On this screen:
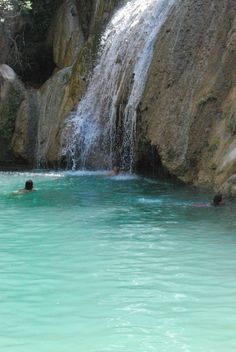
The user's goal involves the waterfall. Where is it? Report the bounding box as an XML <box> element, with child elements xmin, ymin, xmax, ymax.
<box><xmin>63</xmin><ymin>0</ymin><xmax>177</xmax><ymax>171</ymax></box>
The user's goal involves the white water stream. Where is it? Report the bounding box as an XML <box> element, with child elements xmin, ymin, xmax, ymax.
<box><xmin>63</xmin><ymin>0</ymin><xmax>177</xmax><ymax>170</ymax></box>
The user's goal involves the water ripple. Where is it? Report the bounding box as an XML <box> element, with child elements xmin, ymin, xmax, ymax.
<box><xmin>0</xmin><ymin>173</ymin><xmax>235</xmax><ymax>351</ymax></box>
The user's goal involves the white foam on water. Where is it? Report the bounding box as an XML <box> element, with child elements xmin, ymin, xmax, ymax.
<box><xmin>65</xmin><ymin>170</ymin><xmax>107</xmax><ymax>177</ymax></box>
<box><xmin>110</xmin><ymin>174</ymin><xmax>139</xmax><ymax>181</ymax></box>
<box><xmin>0</xmin><ymin>171</ymin><xmax>64</xmax><ymax>178</ymax></box>
<box><xmin>137</xmin><ymin>197</ymin><xmax>197</xmax><ymax>206</ymax></box>
<box><xmin>138</xmin><ymin>197</ymin><xmax>164</xmax><ymax>204</ymax></box>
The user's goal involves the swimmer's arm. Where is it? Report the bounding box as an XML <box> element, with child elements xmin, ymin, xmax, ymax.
<box><xmin>12</xmin><ymin>189</ymin><xmax>25</xmax><ymax>195</ymax></box>
<box><xmin>12</xmin><ymin>189</ymin><xmax>36</xmax><ymax>195</ymax></box>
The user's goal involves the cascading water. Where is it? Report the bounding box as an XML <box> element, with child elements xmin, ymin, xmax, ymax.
<box><xmin>62</xmin><ymin>0</ymin><xmax>177</xmax><ymax>171</ymax></box>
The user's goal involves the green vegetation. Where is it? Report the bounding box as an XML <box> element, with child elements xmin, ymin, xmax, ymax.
<box><xmin>1</xmin><ymin>0</ymin><xmax>123</xmax><ymax>85</ymax></box>
<box><xmin>1</xmin><ymin>0</ymin><xmax>59</xmax><ymax>84</ymax></box>
<box><xmin>0</xmin><ymin>0</ymin><xmax>31</xmax><ymax>20</ymax></box>
<box><xmin>0</xmin><ymin>0</ymin><xmax>32</xmax><ymax>70</ymax></box>
<box><xmin>197</xmin><ymin>93</ymin><xmax>217</xmax><ymax>107</ymax></box>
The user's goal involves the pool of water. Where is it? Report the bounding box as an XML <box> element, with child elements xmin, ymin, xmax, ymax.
<box><xmin>0</xmin><ymin>171</ymin><xmax>236</xmax><ymax>352</ymax></box>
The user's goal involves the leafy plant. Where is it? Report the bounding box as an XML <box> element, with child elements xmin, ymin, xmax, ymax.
<box><xmin>0</xmin><ymin>0</ymin><xmax>32</xmax><ymax>22</ymax></box>
<box><xmin>197</xmin><ymin>93</ymin><xmax>217</xmax><ymax>107</ymax></box>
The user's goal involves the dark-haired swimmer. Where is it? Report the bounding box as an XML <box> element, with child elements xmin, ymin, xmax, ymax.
<box><xmin>14</xmin><ymin>179</ymin><xmax>35</xmax><ymax>195</ymax></box>
<box><xmin>193</xmin><ymin>194</ymin><xmax>225</xmax><ymax>207</ymax></box>
<box><xmin>194</xmin><ymin>193</ymin><xmax>225</xmax><ymax>208</ymax></box>
<box><xmin>212</xmin><ymin>193</ymin><xmax>225</xmax><ymax>206</ymax></box>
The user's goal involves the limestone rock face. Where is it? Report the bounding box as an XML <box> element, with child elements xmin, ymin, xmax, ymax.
<box><xmin>10</xmin><ymin>0</ymin><xmax>121</xmax><ymax>166</ymax></box>
<box><xmin>7</xmin><ymin>0</ymin><xmax>235</xmax><ymax>195</ymax></box>
<box><xmin>35</xmin><ymin>67</ymin><xmax>73</xmax><ymax>166</ymax></box>
<box><xmin>221</xmin><ymin>174</ymin><xmax>236</xmax><ymax>196</ymax></box>
<box><xmin>49</xmin><ymin>0</ymin><xmax>85</xmax><ymax>69</ymax></box>
<box><xmin>0</xmin><ymin>32</ymin><xmax>9</xmax><ymax>64</ymax></box>
<box><xmin>0</xmin><ymin>64</ymin><xmax>38</xmax><ymax>165</ymax></box>
<box><xmin>32</xmin><ymin>0</ymin><xmax>122</xmax><ymax>165</ymax></box>
<box><xmin>12</xmin><ymin>89</ymin><xmax>38</xmax><ymax>164</ymax></box>
<box><xmin>139</xmin><ymin>0</ymin><xmax>236</xmax><ymax>191</ymax></box>
<box><xmin>0</xmin><ymin>65</ymin><xmax>25</xmax><ymax>162</ymax></box>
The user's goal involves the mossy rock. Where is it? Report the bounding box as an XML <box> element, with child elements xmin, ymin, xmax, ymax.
<box><xmin>196</xmin><ymin>93</ymin><xmax>217</xmax><ymax>108</ymax></box>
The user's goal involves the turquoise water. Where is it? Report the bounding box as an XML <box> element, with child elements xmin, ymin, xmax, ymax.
<box><xmin>0</xmin><ymin>171</ymin><xmax>236</xmax><ymax>352</ymax></box>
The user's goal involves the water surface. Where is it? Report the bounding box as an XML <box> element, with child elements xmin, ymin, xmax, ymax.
<box><xmin>0</xmin><ymin>171</ymin><xmax>236</xmax><ymax>352</ymax></box>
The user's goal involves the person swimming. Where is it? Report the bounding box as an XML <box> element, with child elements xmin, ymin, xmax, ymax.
<box><xmin>212</xmin><ymin>193</ymin><xmax>225</xmax><ymax>206</ymax></box>
<box><xmin>192</xmin><ymin>193</ymin><xmax>225</xmax><ymax>207</ymax></box>
<box><xmin>106</xmin><ymin>166</ymin><xmax>120</xmax><ymax>176</ymax></box>
<box><xmin>14</xmin><ymin>179</ymin><xmax>34</xmax><ymax>194</ymax></box>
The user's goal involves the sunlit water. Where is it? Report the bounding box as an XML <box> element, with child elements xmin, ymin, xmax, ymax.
<box><xmin>0</xmin><ymin>171</ymin><xmax>236</xmax><ymax>352</ymax></box>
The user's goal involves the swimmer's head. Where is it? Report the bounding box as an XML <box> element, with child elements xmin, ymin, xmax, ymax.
<box><xmin>113</xmin><ymin>166</ymin><xmax>120</xmax><ymax>174</ymax></box>
<box><xmin>213</xmin><ymin>194</ymin><xmax>223</xmax><ymax>206</ymax></box>
<box><xmin>25</xmin><ymin>179</ymin><xmax>33</xmax><ymax>190</ymax></box>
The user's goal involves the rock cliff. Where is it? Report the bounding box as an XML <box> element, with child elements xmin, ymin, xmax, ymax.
<box><xmin>11</xmin><ymin>0</ymin><xmax>122</xmax><ymax>167</ymax></box>
<box><xmin>138</xmin><ymin>0</ymin><xmax>236</xmax><ymax>192</ymax></box>
<box><xmin>1</xmin><ymin>0</ymin><xmax>236</xmax><ymax>194</ymax></box>
<box><xmin>0</xmin><ymin>64</ymin><xmax>25</xmax><ymax>163</ymax></box>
